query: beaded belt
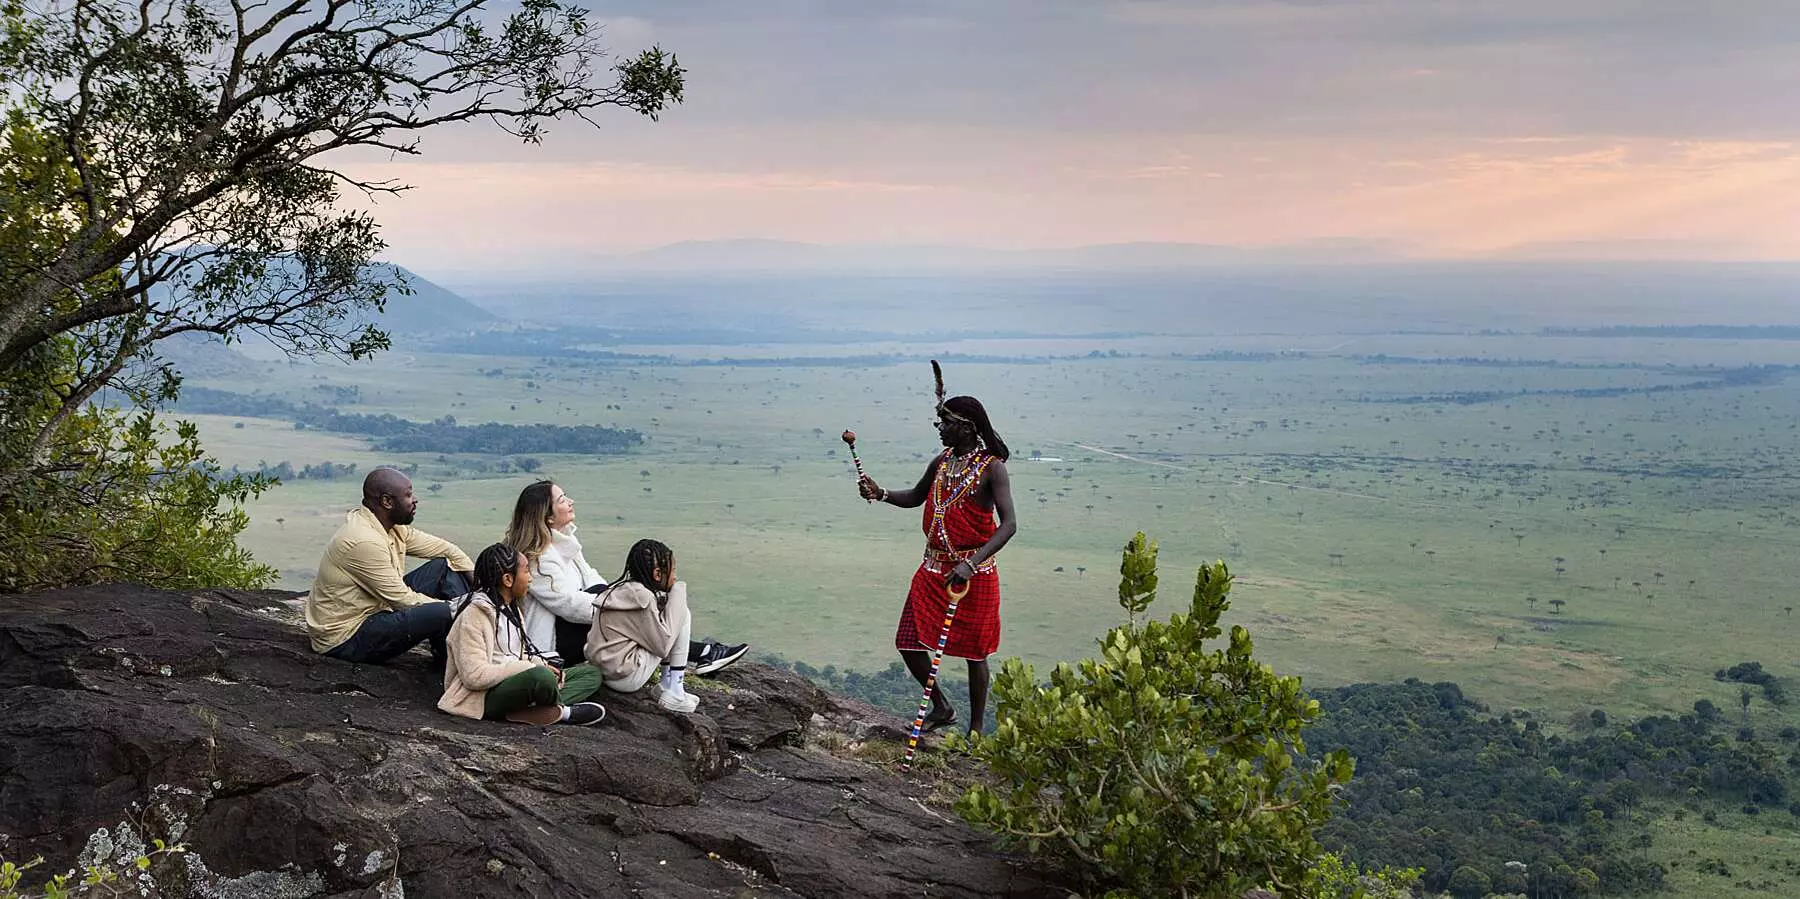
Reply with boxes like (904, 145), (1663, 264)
(921, 547), (997, 575)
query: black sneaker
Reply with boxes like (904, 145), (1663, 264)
(561, 702), (607, 726)
(691, 641), (750, 676)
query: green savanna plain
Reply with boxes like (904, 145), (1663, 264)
(184, 329), (1800, 897)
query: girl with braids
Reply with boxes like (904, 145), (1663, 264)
(857, 394), (1018, 735)
(438, 543), (608, 726)
(508, 480), (749, 675)
(585, 538), (706, 713)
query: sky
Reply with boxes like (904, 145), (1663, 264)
(337, 0), (1800, 271)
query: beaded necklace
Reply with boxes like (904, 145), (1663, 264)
(928, 447), (990, 551)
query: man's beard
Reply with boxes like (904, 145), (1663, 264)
(392, 505), (417, 526)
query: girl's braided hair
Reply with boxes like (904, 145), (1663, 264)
(470, 542), (545, 658)
(616, 538), (674, 594)
(473, 543), (521, 598)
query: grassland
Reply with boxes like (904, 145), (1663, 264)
(183, 325), (1800, 898)
(190, 343), (1800, 712)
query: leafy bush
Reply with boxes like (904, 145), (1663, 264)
(951, 532), (1351, 898)
(1306, 852), (1422, 899)
(0, 366), (274, 592)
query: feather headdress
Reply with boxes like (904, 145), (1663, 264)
(931, 359), (970, 421)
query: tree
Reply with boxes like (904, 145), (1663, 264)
(0, 0), (683, 491)
(1446, 865), (1491, 899)
(1550, 598), (1565, 614)
(2, 111), (280, 590)
(1695, 698), (1721, 723)
(951, 532), (1351, 898)
(0, 0), (682, 589)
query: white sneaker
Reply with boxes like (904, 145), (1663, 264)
(657, 686), (700, 713)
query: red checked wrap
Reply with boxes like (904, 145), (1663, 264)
(894, 448), (1002, 660)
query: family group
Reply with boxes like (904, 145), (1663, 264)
(302, 472), (749, 728)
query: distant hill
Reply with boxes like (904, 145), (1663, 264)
(1487, 239), (1778, 262)
(586, 238), (1413, 272)
(145, 257), (501, 338)
(623, 239), (998, 270)
(366, 264), (500, 334)
(140, 262), (499, 380)
(149, 332), (264, 380)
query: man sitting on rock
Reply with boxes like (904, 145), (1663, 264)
(305, 467), (474, 664)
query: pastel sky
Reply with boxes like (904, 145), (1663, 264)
(339, 0), (1800, 270)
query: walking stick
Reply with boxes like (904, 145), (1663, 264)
(842, 430), (871, 503)
(903, 579), (970, 770)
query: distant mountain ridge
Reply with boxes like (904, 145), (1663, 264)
(146, 258), (500, 335)
(146, 263), (499, 378)
(585, 238), (1414, 272)
(368, 263), (499, 333)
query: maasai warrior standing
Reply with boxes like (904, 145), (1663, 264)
(857, 393), (1017, 734)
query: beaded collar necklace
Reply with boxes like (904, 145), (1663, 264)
(929, 447), (990, 549)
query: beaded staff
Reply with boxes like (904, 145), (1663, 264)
(841, 430), (871, 503)
(903, 579), (969, 770)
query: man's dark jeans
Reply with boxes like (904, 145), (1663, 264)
(323, 559), (468, 665)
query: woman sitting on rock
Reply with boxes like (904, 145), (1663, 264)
(586, 538), (706, 713)
(439, 543), (608, 726)
(509, 480), (749, 676)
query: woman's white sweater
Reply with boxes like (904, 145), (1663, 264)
(521, 524), (607, 663)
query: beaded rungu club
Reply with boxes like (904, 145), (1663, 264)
(842, 430), (870, 503)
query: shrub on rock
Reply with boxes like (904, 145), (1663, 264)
(952, 532), (1352, 898)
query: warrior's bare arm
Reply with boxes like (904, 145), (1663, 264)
(859, 457), (940, 509)
(949, 462), (1016, 584)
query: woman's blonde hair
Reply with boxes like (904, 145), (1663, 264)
(505, 480), (557, 561)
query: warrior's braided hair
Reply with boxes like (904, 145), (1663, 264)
(942, 395), (1010, 461)
(471, 542), (543, 657)
(929, 360), (1009, 462)
(616, 538), (675, 593)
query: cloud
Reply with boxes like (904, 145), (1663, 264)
(322, 2), (1800, 266)
(347, 131), (1800, 268)
(578, 0), (1800, 139)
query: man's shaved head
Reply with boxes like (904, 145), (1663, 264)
(362, 467), (417, 526)
(363, 467), (411, 504)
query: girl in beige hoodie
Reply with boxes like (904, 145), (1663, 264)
(586, 538), (701, 713)
(440, 543), (607, 726)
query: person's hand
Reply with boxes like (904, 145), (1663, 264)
(858, 476), (883, 501)
(556, 666), (566, 688)
(947, 560), (976, 586)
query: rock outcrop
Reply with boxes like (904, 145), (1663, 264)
(0, 586), (1063, 897)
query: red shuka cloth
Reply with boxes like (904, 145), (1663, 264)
(894, 449), (1002, 660)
